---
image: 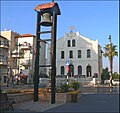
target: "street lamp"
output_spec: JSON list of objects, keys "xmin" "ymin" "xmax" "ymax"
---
[{"xmin": 108, "ymin": 35, "xmax": 111, "ymax": 44}]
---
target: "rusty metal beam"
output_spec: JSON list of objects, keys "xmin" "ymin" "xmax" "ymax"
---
[
  {"xmin": 38, "ymin": 65, "xmax": 51, "ymax": 67},
  {"xmin": 38, "ymin": 31, "xmax": 52, "ymax": 34},
  {"xmin": 38, "ymin": 39, "xmax": 51, "ymax": 43},
  {"xmin": 51, "ymin": 11, "xmax": 57, "ymax": 104}
]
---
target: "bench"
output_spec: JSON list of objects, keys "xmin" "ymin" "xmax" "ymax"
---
[{"xmin": 0, "ymin": 93, "xmax": 16, "ymax": 111}]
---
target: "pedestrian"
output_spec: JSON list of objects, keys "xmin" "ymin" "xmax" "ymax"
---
[{"xmin": 6, "ymin": 77, "xmax": 9, "ymax": 87}]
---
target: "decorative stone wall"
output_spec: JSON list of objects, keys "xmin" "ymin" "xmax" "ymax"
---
[
  {"xmin": 39, "ymin": 91, "xmax": 81, "ymax": 103},
  {"xmin": 8, "ymin": 93, "xmax": 33, "ymax": 103}
]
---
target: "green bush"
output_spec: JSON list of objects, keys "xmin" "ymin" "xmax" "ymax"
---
[
  {"xmin": 70, "ymin": 82, "xmax": 80, "ymax": 91},
  {"xmin": 69, "ymin": 91, "xmax": 79, "ymax": 94},
  {"xmin": 112, "ymin": 72, "xmax": 120, "ymax": 80},
  {"xmin": 56, "ymin": 88, "xmax": 62, "ymax": 93},
  {"xmin": 60, "ymin": 83, "xmax": 70, "ymax": 93}
]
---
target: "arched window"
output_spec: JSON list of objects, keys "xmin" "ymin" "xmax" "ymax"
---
[
  {"xmin": 72, "ymin": 39, "xmax": 75, "ymax": 47},
  {"xmin": 69, "ymin": 50, "xmax": 73, "ymax": 58},
  {"xmin": 69, "ymin": 64, "xmax": 74, "ymax": 77},
  {"xmin": 67, "ymin": 40, "xmax": 71, "ymax": 47},
  {"xmin": 78, "ymin": 50, "xmax": 81, "ymax": 58},
  {"xmin": 87, "ymin": 49, "xmax": 91, "ymax": 58},
  {"xmin": 61, "ymin": 66, "xmax": 65, "ymax": 75},
  {"xmin": 86, "ymin": 65, "xmax": 92, "ymax": 77},
  {"xmin": 61, "ymin": 51, "xmax": 64, "ymax": 59},
  {"xmin": 78, "ymin": 65, "xmax": 82, "ymax": 75}
]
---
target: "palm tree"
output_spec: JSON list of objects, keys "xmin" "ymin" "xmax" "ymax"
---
[{"xmin": 103, "ymin": 35, "xmax": 118, "ymax": 86}]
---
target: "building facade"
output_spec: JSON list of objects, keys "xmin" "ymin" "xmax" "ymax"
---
[
  {"xmin": 1, "ymin": 30, "xmax": 19, "ymax": 75},
  {"xmin": 0, "ymin": 35, "xmax": 9, "ymax": 85},
  {"xmin": 1, "ymin": 30, "xmax": 46, "ymax": 84},
  {"xmin": 56, "ymin": 31, "xmax": 102, "ymax": 84},
  {"xmin": 13, "ymin": 34, "xmax": 36, "ymax": 83},
  {"xmin": 15, "ymin": 34, "xmax": 46, "ymax": 83}
]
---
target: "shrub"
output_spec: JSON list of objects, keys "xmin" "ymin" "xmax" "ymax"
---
[
  {"xmin": 69, "ymin": 91, "xmax": 79, "ymax": 94},
  {"xmin": 70, "ymin": 82, "xmax": 80, "ymax": 91},
  {"xmin": 56, "ymin": 88, "xmax": 62, "ymax": 93},
  {"xmin": 60, "ymin": 83, "xmax": 70, "ymax": 93}
]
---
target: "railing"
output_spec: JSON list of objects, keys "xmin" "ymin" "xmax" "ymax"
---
[
  {"xmin": 0, "ymin": 42, "xmax": 9, "ymax": 48},
  {"xmin": 0, "ymin": 60, "xmax": 8, "ymax": 65},
  {"xmin": 11, "ymin": 51, "xmax": 24, "ymax": 58},
  {"xmin": 20, "ymin": 45, "xmax": 31, "ymax": 50},
  {"xmin": 97, "ymin": 84, "xmax": 119, "ymax": 94}
]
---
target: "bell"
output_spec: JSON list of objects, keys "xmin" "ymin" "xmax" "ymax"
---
[{"xmin": 40, "ymin": 13, "xmax": 52, "ymax": 26}]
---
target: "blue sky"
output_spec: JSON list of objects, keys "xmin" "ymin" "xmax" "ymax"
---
[{"xmin": 1, "ymin": 0, "xmax": 119, "ymax": 73}]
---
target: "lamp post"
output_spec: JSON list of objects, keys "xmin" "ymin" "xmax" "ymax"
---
[{"xmin": 34, "ymin": 2, "xmax": 61, "ymax": 103}]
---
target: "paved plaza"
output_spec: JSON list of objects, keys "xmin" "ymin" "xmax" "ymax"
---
[
  {"xmin": 1, "ymin": 84, "xmax": 119, "ymax": 113},
  {"xmin": 2, "ymin": 93, "xmax": 119, "ymax": 113},
  {"xmin": 45, "ymin": 94, "xmax": 119, "ymax": 113}
]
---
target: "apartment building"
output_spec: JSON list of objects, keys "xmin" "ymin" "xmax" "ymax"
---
[
  {"xmin": 0, "ymin": 35, "xmax": 9, "ymax": 85},
  {"xmin": 1, "ymin": 30, "xmax": 20, "ymax": 75}
]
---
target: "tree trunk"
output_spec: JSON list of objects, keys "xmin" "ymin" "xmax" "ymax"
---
[{"xmin": 109, "ymin": 57, "xmax": 113, "ymax": 86}]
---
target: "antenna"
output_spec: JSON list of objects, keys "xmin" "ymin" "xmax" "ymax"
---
[{"xmin": 8, "ymin": 17, "xmax": 10, "ymax": 30}]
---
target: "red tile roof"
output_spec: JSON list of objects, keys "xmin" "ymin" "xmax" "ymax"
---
[
  {"xmin": 16, "ymin": 34, "xmax": 36, "ymax": 38},
  {"xmin": 34, "ymin": 2, "xmax": 61, "ymax": 15},
  {"xmin": 34, "ymin": 2, "xmax": 55, "ymax": 10}
]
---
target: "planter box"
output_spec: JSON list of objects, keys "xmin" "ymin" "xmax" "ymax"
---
[
  {"xmin": 39, "ymin": 90, "xmax": 81, "ymax": 103},
  {"xmin": 8, "ymin": 93, "xmax": 33, "ymax": 103},
  {"xmin": 71, "ymin": 94, "xmax": 78, "ymax": 103}
]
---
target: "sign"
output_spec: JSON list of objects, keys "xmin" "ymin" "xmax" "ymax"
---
[
  {"xmin": 66, "ymin": 60, "xmax": 70, "ymax": 66},
  {"xmin": 66, "ymin": 66, "xmax": 69, "ymax": 72}
]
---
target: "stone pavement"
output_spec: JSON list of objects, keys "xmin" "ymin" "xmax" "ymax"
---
[
  {"xmin": 45, "ymin": 93, "xmax": 119, "ymax": 113},
  {"xmin": 2, "ymin": 101, "xmax": 64, "ymax": 113},
  {"xmin": 2, "ymin": 93, "xmax": 119, "ymax": 113},
  {"xmin": 1, "ymin": 85, "xmax": 119, "ymax": 113}
]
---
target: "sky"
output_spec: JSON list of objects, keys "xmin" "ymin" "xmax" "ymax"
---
[{"xmin": 1, "ymin": 0, "xmax": 119, "ymax": 73}]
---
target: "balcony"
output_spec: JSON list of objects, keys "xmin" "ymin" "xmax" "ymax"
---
[
  {"xmin": 0, "ymin": 58, "xmax": 8, "ymax": 65},
  {"xmin": 0, "ymin": 42, "xmax": 9, "ymax": 49},
  {"xmin": 11, "ymin": 50, "xmax": 24, "ymax": 58},
  {"xmin": 20, "ymin": 60, "xmax": 31, "ymax": 67},
  {"xmin": 19, "ymin": 42, "xmax": 31, "ymax": 50},
  {"xmin": 20, "ymin": 45, "xmax": 31, "ymax": 50}
]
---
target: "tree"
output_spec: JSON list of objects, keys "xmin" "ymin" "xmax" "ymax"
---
[
  {"xmin": 101, "ymin": 67, "xmax": 110, "ymax": 84},
  {"xmin": 103, "ymin": 35, "xmax": 118, "ymax": 86},
  {"xmin": 112, "ymin": 72, "xmax": 120, "ymax": 80}
]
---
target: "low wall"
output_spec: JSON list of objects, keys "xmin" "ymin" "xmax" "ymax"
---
[
  {"xmin": 8, "ymin": 92, "xmax": 33, "ymax": 103},
  {"xmin": 39, "ymin": 91, "xmax": 82, "ymax": 103},
  {"xmin": 7, "ymin": 91, "xmax": 81, "ymax": 104}
]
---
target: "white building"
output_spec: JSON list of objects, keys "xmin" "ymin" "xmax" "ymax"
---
[
  {"xmin": 56, "ymin": 31, "xmax": 102, "ymax": 84},
  {"xmin": 1, "ymin": 30, "xmax": 47, "ymax": 84},
  {"xmin": 15, "ymin": 34, "xmax": 46, "ymax": 83}
]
